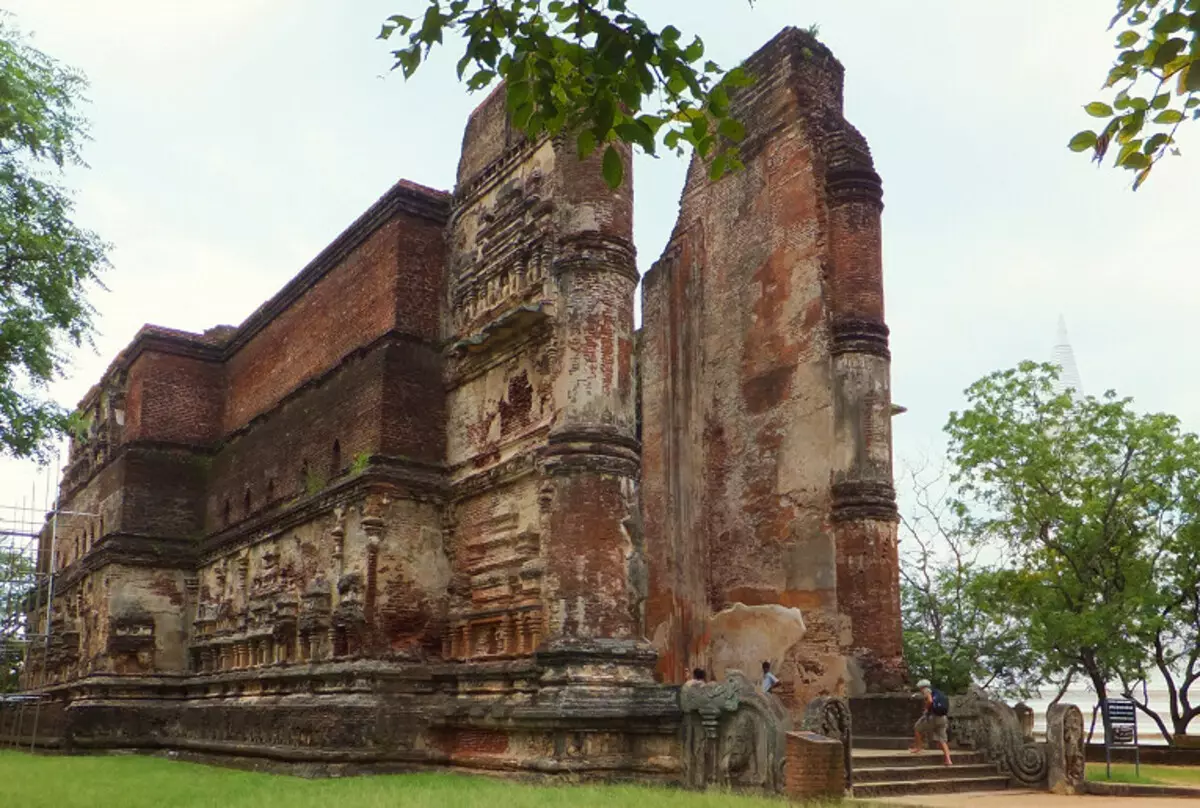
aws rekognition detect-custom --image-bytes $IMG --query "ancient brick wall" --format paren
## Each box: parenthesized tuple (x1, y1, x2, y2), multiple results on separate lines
(784, 731, 845, 799)
(31, 182, 453, 685)
(641, 28, 904, 702)
(221, 185, 447, 433)
(123, 348, 223, 446)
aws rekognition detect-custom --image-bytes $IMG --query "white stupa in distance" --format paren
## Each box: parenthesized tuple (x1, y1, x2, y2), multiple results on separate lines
(1051, 315, 1083, 395)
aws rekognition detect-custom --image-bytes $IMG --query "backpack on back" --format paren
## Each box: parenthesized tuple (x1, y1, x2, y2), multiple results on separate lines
(930, 688, 950, 717)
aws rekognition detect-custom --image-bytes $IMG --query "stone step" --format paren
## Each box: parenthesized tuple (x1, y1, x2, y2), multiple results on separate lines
(853, 735, 922, 749)
(853, 775, 1011, 799)
(851, 749, 987, 768)
(853, 763, 1001, 784)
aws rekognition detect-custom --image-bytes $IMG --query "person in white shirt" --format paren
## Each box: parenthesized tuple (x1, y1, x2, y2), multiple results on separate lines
(761, 660, 780, 694)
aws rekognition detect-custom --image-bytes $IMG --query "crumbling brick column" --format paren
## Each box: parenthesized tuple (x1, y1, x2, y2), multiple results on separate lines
(541, 143, 644, 643)
(826, 143, 906, 693)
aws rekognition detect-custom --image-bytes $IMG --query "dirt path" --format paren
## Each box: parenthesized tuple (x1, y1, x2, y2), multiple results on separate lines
(868, 790, 1197, 807)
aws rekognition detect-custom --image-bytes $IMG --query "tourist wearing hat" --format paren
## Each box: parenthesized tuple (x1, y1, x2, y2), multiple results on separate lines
(910, 679, 952, 766)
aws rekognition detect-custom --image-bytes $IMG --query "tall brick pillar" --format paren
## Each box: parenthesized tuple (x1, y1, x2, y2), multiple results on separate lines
(540, 143, 645, 647)
(826, 143, 906, 693)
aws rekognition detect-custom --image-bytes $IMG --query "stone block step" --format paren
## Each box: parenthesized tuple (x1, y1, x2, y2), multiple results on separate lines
(853, 735, 914, 749)
(852, 749, 987, 768)
(853, 775, 1011, 799)
(853, 763, 1000, 784)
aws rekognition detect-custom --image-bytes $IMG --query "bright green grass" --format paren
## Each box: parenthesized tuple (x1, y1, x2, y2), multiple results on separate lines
(1086, 761, 1200, 787)
(0, 751, 838, 808)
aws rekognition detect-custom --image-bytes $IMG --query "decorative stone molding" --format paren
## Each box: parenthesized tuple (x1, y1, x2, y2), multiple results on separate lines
(949, 687, 1048, 788)
(540, 428, 640, 478)
(830, 480, 899, 522)
(830, 318, 890, 359)
(800, 695, 852, 791)
(679, 670, 790, 794)
(1046, 703, 1086, 794)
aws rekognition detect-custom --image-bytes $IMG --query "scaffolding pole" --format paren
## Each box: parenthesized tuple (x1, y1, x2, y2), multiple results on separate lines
(0, 453, 88, 751)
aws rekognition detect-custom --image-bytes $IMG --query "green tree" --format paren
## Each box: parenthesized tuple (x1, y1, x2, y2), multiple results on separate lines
(1117, 509, 1200, 740)
(945, 362, 1200, 742)
(899, 460, 1041, 697)
(0, 546, 34, 692)
(377, 1, 789, 188)
(1071, 0, 1200, 188)
(0, 15, 107, 460)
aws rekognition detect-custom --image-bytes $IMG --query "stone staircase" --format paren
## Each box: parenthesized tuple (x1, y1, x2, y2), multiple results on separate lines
(851, 737, 1011, 799)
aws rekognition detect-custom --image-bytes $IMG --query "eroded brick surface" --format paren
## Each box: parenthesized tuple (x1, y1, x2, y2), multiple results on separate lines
(640, 28, 905, 705)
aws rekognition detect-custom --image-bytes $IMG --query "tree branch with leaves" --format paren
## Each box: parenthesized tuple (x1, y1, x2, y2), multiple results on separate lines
(377, 0, 776, 187)
(1071, 0, 1200, 188)
(0, 14, 108, 460)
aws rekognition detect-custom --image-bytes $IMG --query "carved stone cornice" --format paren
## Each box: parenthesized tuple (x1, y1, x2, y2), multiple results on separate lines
(825, 166, 883, 209)
(830, 480, 898, 523)
(551, 234, 639, 284)
(540, 427, 640, 478)
(199, 461, 446, 563)
(47, 533, 200, 595)
(830, 318, 890, 359)
(449, 451, 539, 502)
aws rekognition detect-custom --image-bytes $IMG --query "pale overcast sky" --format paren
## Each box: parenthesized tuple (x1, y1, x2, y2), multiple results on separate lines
(1, 0, 1197, 515)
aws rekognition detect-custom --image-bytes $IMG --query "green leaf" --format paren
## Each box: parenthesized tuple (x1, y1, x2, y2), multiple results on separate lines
(1121, 151, 1150, 169)
(1144, 132, 1171, 153)
(717, 117, 746, 142)
(1185, 63, 1200, 93)
(1154, 12, 1189, 34)
(1154, 109, 1185, 123)
(466, 69, 496, 91)
(615, 121, 655, 153)
(595, 96, 617, 137)
(1153, 38, 1187, 68)
(1116, 30, 1141, 47)
(1085, 102, 1115, 117)
(1068, 131, 1098, 152)
(577, 130, 597, 160)
(709, 150, 728, 180)
(601, 144, 624, 188)
(1152, 92, 1171, 110)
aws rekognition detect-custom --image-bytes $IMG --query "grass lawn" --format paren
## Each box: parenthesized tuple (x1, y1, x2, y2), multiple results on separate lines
(1086, 761, 1200, 787)
(0, 751, 837, 808)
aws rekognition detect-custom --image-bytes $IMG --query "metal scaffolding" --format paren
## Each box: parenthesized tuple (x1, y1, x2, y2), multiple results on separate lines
(0, 457, 67, 750)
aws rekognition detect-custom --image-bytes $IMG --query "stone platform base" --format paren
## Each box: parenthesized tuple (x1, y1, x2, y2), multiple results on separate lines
(0, 642, 683, 782)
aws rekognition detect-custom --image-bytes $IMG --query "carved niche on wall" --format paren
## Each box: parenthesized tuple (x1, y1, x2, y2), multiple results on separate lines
(452, 172, 555, 335)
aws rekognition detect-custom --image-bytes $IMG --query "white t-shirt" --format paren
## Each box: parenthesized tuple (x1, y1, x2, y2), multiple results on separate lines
(762, 671, 779, 693)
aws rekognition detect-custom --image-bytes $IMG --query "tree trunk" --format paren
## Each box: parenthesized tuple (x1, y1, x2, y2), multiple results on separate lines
(1083, 653, 1110, 743)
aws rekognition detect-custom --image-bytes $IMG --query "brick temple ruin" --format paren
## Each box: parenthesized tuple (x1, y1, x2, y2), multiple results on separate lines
(2, 29, 932, 793)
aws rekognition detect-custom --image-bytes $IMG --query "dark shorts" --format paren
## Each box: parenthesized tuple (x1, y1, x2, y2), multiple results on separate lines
(916, 714, 948, 744)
